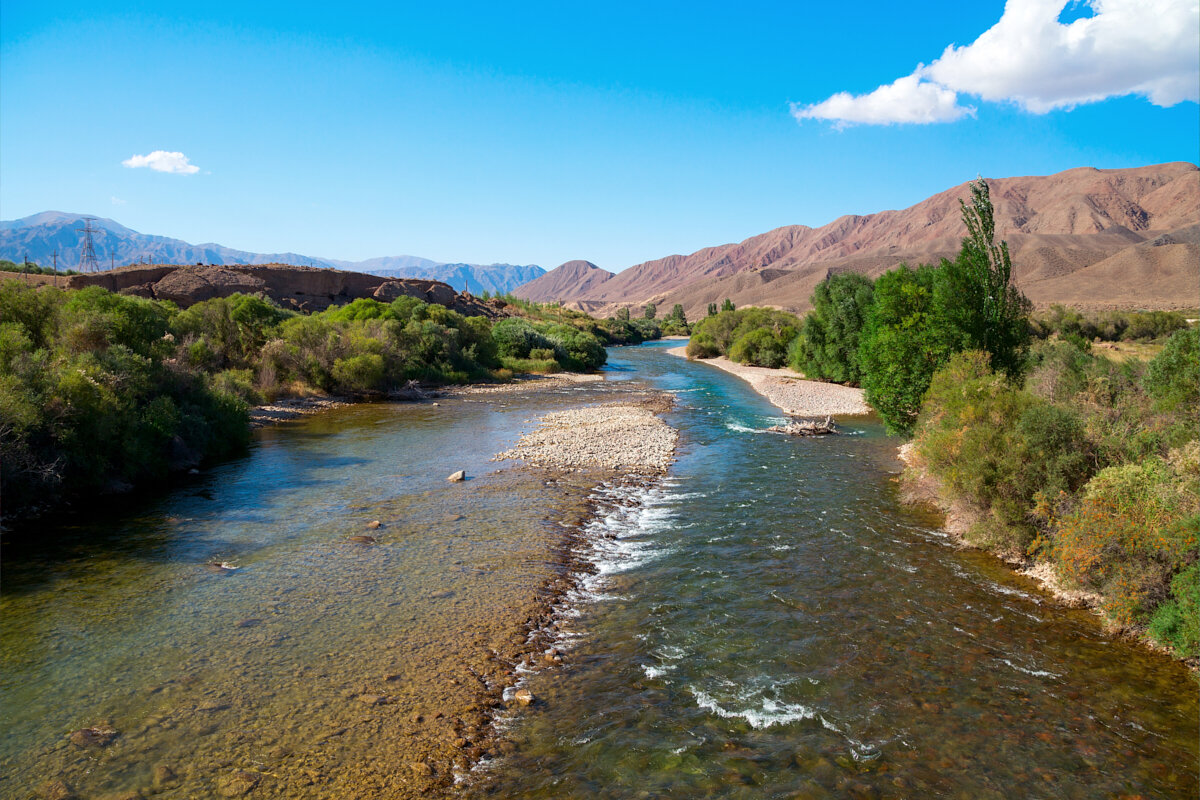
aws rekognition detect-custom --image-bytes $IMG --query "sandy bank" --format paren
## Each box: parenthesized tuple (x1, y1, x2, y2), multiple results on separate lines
(495, 395, 678, 474)
(668, 348, 871, 417)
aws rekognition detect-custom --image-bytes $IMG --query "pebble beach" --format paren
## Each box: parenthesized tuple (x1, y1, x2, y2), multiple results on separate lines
(666, 346, 871, 417)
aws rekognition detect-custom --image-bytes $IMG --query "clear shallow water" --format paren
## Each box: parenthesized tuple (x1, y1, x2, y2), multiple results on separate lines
(0, 386, 611, 799)
(2, 341, 1196, 799)
(473, 340, 1199, 800)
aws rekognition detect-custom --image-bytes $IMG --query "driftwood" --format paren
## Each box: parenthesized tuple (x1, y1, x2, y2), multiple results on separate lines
(766, 415, 838, 436)
(390, 379, 432, 401)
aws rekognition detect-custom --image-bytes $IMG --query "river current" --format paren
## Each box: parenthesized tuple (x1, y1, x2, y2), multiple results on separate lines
(2, 339, 1196, 799)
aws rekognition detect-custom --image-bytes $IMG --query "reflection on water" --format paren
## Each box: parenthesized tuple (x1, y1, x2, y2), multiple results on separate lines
(473, 341, 1199, 800)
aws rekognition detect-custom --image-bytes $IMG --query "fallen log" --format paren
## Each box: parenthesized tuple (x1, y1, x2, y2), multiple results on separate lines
(766, 415, 838, 436)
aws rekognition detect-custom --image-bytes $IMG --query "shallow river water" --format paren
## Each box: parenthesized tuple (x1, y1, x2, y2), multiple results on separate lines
(472, 341, 1197, 799)
(2, 340, 1197, 800)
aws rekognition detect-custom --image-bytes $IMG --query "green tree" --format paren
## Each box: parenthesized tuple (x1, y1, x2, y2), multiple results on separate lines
(644, 302, 657, 320)
(707, 302, 718, 317)
(858, 264, 950, 434)
(933, 177, 1032, 377)
(721, 298, 736, 312)
(669, 303, 687, 325)
(794, 272, 874, 383)
(616, 307, 630, 322)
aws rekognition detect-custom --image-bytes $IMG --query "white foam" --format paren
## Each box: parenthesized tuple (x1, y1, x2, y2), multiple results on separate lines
(999, 658, 1060, 679)
(689, 686, 815, 729)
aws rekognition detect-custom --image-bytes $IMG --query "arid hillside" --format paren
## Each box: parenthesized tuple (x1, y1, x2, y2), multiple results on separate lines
(520, 162, 1199, 317)
(512, 259, 615, 302)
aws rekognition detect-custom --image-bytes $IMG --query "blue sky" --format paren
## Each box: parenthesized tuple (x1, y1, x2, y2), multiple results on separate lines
(2, 1, 1196, 270)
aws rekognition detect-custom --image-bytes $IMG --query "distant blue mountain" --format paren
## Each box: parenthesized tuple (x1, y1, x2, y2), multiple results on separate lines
(0, 211, 544, 294)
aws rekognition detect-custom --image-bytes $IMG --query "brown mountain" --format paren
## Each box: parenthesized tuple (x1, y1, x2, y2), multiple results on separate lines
(531, 162, 1198, 317)
(513, 259, 615, 302)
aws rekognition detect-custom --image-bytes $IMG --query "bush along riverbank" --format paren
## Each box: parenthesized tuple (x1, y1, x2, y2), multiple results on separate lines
(906, 335, 1198, 662)
(678, 177, 1198, 662)
(778, 177, 1197, 662)
(0, 282, 628, 520)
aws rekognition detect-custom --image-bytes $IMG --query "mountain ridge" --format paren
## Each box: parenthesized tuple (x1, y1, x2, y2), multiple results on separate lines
(520, 162, 1198, 316)
(0, 212, 545, 296)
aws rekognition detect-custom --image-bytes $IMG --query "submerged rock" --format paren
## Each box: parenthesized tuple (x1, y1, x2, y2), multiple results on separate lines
(36, 780, 76, 800)
(512, 688, 535, 706)
(216, 769, 259, 797)
(68, 723, 118, 749)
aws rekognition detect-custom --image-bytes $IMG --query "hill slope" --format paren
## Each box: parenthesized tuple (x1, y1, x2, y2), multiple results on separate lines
(513, 260, 615, 302)
(557, 162, 1199, 316)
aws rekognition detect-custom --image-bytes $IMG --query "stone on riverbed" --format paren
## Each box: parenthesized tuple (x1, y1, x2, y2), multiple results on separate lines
(447, 470, 466, 482)
(512, 688, 535, 706)
(68, 723, 118, 748)
(36, 780, 76, 800)
(216, 769, 259, 797)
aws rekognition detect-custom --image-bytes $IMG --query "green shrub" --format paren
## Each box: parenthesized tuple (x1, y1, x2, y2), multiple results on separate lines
(500, 356, 560, 374)
(728, 327, 789, 368)
(685, 307, 800, 365)
(1147, 563, 1199, 659)
(1144, 327, 1199, 412)
(685, 331, 720, 358)
(332, 353, 387, 393)
(491, 318, 554, 360)
(1051, 443, 1199, 626)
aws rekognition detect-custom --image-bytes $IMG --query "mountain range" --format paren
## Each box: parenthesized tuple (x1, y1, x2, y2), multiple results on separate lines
(514, 162, 1199, 316)
(0, 212, 544, 295)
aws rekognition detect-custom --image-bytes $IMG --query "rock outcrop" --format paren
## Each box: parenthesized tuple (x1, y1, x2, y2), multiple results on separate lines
(65, 263, 501, 316)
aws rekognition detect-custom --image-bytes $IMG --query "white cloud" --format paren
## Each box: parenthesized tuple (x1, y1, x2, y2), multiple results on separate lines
(792, 74, 974, 127)
(121, 150, 201, 174)
(110, 196, 127, 205)
(793, 0, 1200, 126)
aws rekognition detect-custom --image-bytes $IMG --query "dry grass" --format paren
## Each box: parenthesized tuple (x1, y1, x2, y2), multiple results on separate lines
(1091, 340, 1164, 363)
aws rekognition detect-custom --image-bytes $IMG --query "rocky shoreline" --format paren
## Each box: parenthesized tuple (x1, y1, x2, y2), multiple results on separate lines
(667, 347, 871, 417)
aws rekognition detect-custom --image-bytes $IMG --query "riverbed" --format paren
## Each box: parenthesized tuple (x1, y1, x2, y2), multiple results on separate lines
(2, 340, 1197, 800)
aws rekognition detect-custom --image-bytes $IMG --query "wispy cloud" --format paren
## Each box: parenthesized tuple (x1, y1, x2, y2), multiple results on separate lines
(110, 195, 127, 205)
(793, 0, 1200, 127)
(122, 150, 201, 174)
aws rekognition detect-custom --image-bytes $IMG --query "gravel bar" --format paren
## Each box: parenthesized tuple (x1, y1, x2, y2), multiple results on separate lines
(495, 397, 678, 474)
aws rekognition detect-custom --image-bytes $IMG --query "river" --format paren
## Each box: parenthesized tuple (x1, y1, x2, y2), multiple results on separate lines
(2, 340, 1196, 799)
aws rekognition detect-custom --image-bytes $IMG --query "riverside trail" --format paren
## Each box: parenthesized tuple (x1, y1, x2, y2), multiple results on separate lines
(1, 340, 1195, 800)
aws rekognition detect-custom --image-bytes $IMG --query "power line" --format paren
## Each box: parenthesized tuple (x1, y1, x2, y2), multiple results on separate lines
(76, 217, 102, 273)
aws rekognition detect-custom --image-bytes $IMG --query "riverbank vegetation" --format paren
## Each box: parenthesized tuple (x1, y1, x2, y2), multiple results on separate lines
(679, 177, 1198, 660)
(782, 179, 1198, 660)
(0, 282, 622, 516)
(685, 307, 801, 367)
